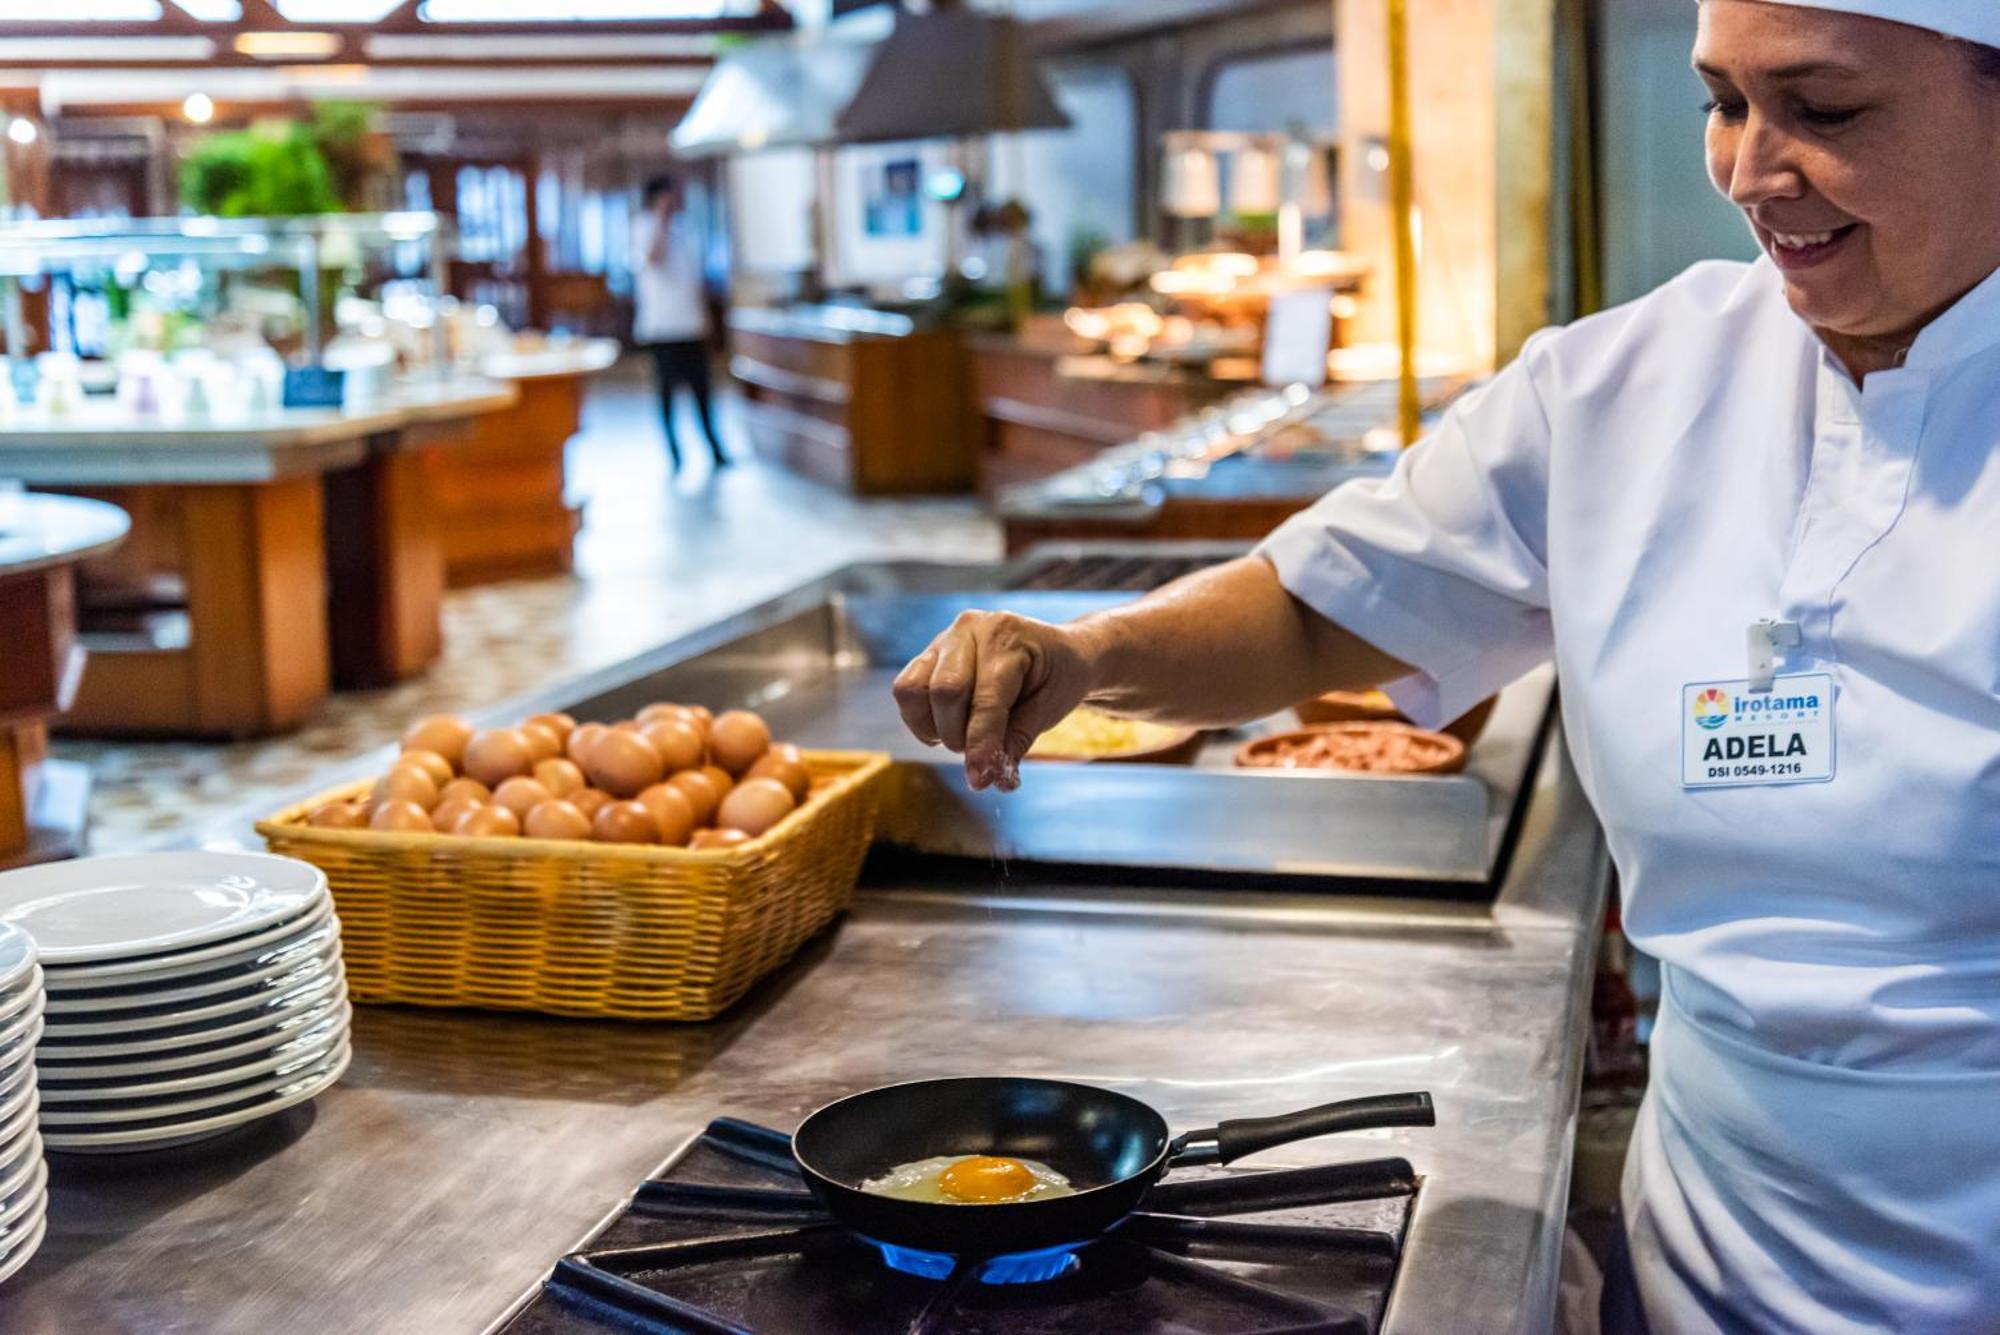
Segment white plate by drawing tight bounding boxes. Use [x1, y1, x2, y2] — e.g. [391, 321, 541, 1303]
[43, 1046, 349, 1152]
[41, 960, 342, 1039]
[42, 897, 335, 986]
[0, 1048, 37, 1111]
[0, 924, 34, 996]
[0, 1136, 38, 1208]
[35, 1004, 351, 1081]
[0, 1110, 39, 1175]
[37, 988, 345, 1060]
[0, 852, 326, 965]
[0, 1088, 38, 1153]
[41, 1023, 347, 1103]
[0, 1007, 43, 1068]
[41, 1041, 349, 1125]
[0, 1161, 44, 1231]
[44, 930, 337, 1013]
[0, 1204, 45, 1283]
[0, 972, 41, 1031]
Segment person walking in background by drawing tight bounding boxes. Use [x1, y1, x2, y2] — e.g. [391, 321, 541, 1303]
[632, 174, 727, 472]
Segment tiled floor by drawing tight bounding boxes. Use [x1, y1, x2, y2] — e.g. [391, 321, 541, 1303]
[58, 358, 1001, 852]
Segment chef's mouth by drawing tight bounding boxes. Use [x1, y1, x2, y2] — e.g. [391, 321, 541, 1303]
[1760, 222, 1861, 271]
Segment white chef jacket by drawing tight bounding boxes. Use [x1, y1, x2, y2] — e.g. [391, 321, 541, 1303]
[631, 211, 710, 344]
[1259, 254, 2000, 1332]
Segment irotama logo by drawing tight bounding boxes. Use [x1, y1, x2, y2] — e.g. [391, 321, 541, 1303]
[1693, 687, 1731, 731]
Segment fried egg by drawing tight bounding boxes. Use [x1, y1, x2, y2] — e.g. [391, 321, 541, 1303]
[859, 1154, 1077, 1205]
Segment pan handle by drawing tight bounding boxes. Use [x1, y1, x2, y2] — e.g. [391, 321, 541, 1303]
[1169, 1092, 1435, 1167]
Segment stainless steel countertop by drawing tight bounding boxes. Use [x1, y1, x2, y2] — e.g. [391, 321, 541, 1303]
[0, 725, 1607, 1334]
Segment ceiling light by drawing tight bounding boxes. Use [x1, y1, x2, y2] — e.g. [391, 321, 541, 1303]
[182, 92, 215, 123]
[5, 118, 36, 146]
[234, 30, 343, 58]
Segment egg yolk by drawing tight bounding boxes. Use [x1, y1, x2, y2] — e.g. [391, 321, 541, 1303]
[937, 1155, 1039, 1202]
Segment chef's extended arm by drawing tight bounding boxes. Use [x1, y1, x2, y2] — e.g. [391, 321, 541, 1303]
[892, 555, 1409, 791]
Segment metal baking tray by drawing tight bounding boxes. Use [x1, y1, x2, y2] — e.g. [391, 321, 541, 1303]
[200, 547, 1555, 891]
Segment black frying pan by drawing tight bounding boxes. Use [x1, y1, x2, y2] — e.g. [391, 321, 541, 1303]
[792, 1076, 1434, 1257]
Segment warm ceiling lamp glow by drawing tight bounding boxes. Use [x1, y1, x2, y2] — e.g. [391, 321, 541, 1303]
[417, 0, 750, 18]
[5, 118, 36, 145]
[233, 30, 343, 58]
[182, 92, 215, 123]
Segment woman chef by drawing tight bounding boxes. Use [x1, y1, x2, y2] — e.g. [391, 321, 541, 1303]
[893, 1, 2000, 1329]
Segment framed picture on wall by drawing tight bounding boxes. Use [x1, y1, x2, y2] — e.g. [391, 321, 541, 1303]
[863, 158, 923, 238]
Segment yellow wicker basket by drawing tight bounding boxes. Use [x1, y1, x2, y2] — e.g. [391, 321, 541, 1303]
[256, 750, 891, 1022]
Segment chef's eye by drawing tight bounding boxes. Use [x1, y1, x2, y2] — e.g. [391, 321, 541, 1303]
[1701, 98, 1747, 123]
[1796, 103, 1863, 128]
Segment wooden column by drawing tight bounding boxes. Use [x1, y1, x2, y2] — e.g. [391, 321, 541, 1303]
[437, 375, 586, 585]
[324, 435, 447, 688]
[64, 478, 331, 738]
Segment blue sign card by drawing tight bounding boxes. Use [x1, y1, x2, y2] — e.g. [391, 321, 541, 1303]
[282, 365, 346, 409]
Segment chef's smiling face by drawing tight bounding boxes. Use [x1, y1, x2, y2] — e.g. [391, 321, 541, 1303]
[1695, 1, 2000, 360]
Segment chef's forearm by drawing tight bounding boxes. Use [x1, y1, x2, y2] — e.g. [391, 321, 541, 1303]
[1072, 556, 1410, 727]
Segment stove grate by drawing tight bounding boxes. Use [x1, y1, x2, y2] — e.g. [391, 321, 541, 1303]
[509, 1118, 1413, 1335]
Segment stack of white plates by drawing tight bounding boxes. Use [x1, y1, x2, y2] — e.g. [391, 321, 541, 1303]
[0, 922, 46, 1284]
[0, 852, 351, 1154]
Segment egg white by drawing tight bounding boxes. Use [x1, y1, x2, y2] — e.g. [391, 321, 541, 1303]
[859, 1154, 1077, 1204]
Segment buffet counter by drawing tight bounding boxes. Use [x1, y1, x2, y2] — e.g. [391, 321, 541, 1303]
[0, 557, 1610, 1335]
[0, 379, 515, 735]
[968, 332, 1245, 493]
[437, 338, 622, 585]
[0, 492, 128, 869]
[727, 305, 978, 494]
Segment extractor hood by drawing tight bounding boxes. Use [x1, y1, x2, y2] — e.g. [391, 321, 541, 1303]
[835, 5, 1069, 144]
[671, 31, 875, 156]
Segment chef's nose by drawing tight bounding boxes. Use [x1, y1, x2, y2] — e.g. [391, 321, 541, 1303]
[1726, 111, 1808, 211]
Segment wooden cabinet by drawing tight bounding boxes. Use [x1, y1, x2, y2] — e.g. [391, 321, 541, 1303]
[967, 336, 1238, 493]
[727, 309, 978, 494]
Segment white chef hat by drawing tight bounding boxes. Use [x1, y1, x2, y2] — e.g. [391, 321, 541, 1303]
[1715, 0, 2000, 48]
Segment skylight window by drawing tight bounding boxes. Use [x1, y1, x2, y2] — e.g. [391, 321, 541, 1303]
[0, 0, 160, 17]
[276, 0, 406, 19]
[416, 0, 759, 20]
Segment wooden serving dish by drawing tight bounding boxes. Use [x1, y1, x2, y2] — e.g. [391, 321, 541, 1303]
[1235, 722, 1467, 776]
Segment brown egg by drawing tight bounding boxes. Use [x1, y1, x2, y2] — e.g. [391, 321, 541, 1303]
[463, 729, 534, 787]
[716, 776, 796, 837]
[709, 711, 771, 775]
[374, 764, 440, 812]
[430, 795, 483, 833]
[492, 776, 554, 819]
[664, 769, 722, 824]
[525, 712, 577, 743]
[745, 751, 810, 802]
[699, 764, 735, 800]
[569, 788, 614, 818]
[532, 758, 586, 798]
[690, 828, 752, 851]
[634, 702, 687, 726]
[438, 777, 491, 807]
[592, 800, 660, 844]
[370, 799, 434, 833]
[584, 730, 665, 798]
[451, 803, 521, 838]
[566, 722, 608, 767]
[307, 801, 368, 829]
[636, 784, 697, 847]
[519, 723, 563, 763]
[683, 705, 713, 728]
[402, 715, 474, 769]
[523, 799, 593, 841]
[399, 748, 455, 789]
[641, 720, 705, 773]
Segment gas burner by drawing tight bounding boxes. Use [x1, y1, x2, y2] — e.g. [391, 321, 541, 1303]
[501, 1117, 1418, 1335]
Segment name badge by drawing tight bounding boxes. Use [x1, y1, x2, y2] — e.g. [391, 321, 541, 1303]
[1682, 673, 1836, 789]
